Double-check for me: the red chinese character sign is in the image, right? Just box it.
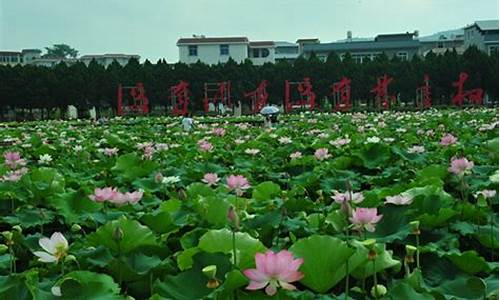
[416,74,432,109]
[330,77,352,112]
[203,81,232,114]
[284,77,316,113]
[244,80,269,113]
[169,81,190,116]
[451,72,484,106]
[117,82,149,116]
[370,75,396,110]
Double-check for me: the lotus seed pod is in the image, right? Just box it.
[71,224,82,232]
[0,244,8,254]
[202,265,217,279]
[410,221,420,234]
[370,284,387,297]
[12,225,22,233]
[65,255,77,263]
[405,245,417,256]
[2,231,12,241]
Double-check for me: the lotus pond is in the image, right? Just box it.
[0,108,498,300]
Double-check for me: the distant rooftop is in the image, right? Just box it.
[80,54,140,59]
[249,41,275,47]
[274,41,298,47]
[177,37,249,45]
[419,28,465,42]
[465,20,499,31]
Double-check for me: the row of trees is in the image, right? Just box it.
[0,46,497,119]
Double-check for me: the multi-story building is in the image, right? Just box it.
[177,36,279,65]
[177,36,250,65]
[303,32,421,63]
[26,58,77,67]
[419,29,465,55]
[0,49,42,65]
[79,54,140,67]
[463,20,499,55]
[274,41,300,63]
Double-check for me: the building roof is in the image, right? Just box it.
[296,38,320,43]
[303,39,420,53]
[419,28,464,42]
[375,33,415,42]
[249,41,275,47]
[177,37,249,45]
[0,51,21,55]
[274,41,298,47]
[80,54,140,59]
[21,49,42,53]
[465,20,499,31]
[336,37,374,43]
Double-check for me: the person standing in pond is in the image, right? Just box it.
[181,113,195,132]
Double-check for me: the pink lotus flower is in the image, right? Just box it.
[1,167,28,182]
[101,148,119,157]
[212,128,226,136]
[329,138,351,148]
[112,190,144,205]
[448,157,474,176]
[314,148,331,161]
[226,175,251,196]
[385,194,413,205]
[243,250,304,296]
[476,189,497,199]
[89,187,118,202]
[440,134,457,146]
[202,173,220,186]
[349,207,383,232]
[3,151,27,169]
[332,190,364,204]
[198,140,214,152]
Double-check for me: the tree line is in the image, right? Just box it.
[0,46,497,120]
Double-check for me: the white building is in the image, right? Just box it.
[0,49,41,66]
[177,36,277,65]
[79,54,140,67]
[274,41,300,63]
[463,20,499,55]
[248,41,275,65]
[177,36,250,65]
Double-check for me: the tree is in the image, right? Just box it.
[43,44,79,58]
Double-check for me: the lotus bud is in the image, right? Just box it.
[154,172,163,184]
[71,224,82,232]
[410,220,420,235]
[12,225,22,233]
[0,244,8,254]
[227,206,240,230]
[113,226,124,241]
[370,284,387,298]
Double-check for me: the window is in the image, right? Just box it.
[220,44,229,55]
[437,42,444,48]
[252,48,260,58]
[397,51,408,61]
[261,48,270,58]
[489,46,498,55]
[188,45,198,56]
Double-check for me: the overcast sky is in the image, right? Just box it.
[0,0,498,62]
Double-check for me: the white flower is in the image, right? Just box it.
[407,146,425,154]
[73,145,83,152]
[33,232,68,263]
[245,148,260,155]
[383,138,395,143]
[290,151,302,160]
[385,194,413,205]
[278,137,292,144]
[162,176,181,185]
[235,139,246,145]
[38,154,53,164]
[366,136,380,144]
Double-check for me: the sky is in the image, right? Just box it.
[0,0,498,62]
